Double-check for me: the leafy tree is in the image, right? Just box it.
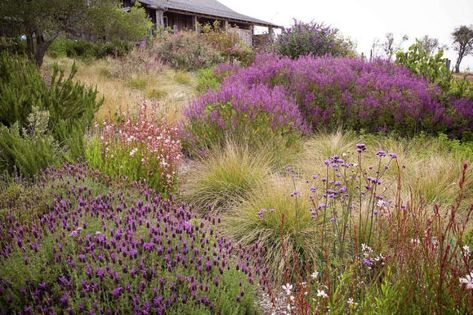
[275,20,355,59]
[0,0,151,66]
[452,25,473,73]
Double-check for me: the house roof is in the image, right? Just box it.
[139,0,280,27]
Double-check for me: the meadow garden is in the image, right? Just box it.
[1,5,473,314]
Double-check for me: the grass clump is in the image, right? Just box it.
[127,76,147,90]
[145,88,168,100]
[182,142,272,214]
[174,71,192,85]
[225,175,317,281]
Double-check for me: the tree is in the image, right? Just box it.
[452,25,473,73]
[0,0,151,66]
[417,35,447,56]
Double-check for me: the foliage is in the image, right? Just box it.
[0,164,264,314]
[182,142,272,214]
[275,20,354,59]
[0,53,102,177]
[452,25,473,73]
[396,40,453,92]
[202,21,255,66]
[48,38,132,60]
[196,68,222,93]
[0,121,60,179]
[153,32,224,71]
[86,103,182,194]
[0,0,151,66]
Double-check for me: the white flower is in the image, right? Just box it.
[129,148,138,157]
[410,238,420,245]
[463,245,471,257]
[459,272,473,290]
[311,271,319,280]
[282,283,293,295]
[347,297,358,306]
[316,289,328,298]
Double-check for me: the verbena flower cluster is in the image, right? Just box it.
[0,164,267,314]
[89,103,182,193]
[186,54,473,141]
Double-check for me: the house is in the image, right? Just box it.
[125,0,280,46]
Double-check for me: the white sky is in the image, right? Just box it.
[220,0,473,71]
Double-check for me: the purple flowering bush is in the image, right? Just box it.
[184,81,309,153]
[0,164,267,314]
[190,54,473,140]
[275,20,355,59]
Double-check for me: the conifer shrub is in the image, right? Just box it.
[0,53,102,177]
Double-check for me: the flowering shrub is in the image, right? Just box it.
[0,164,267,314]
[86,103,182,194]
[215,54,473,138]
[275,20,354,59]
[153,32,224,71]
[184,82,309,152]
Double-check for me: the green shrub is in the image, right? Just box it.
[196,68,221,93]
[0,53,102,177]
[153,32,223,71]
[48,38,132,60]
[0,123,60,179]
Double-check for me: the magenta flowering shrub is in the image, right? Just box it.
[201,54,473,138]
[184,82,309,150]
[86,103,182,194]
[0,164,266,314]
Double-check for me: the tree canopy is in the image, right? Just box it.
[0,0,152,66]
[452,25,473,73]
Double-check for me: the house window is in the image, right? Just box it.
[163,16,168,28]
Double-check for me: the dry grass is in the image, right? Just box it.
[180,142,273,214]
[297,132,473,205]
[42,56,197,123]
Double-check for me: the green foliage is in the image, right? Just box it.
[196,68,221,93]
[396,41,453,92]
[0,53,102,177]
[0,123,59,179]
[153,32,224,71]
[0,0,151,66]
[48,38,132,60]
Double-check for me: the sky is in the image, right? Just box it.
[220,0,473,71]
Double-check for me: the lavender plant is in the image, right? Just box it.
[0,164,267,314]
